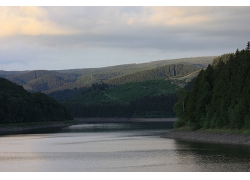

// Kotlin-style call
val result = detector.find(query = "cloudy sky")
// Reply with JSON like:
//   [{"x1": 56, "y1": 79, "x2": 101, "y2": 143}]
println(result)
[{"x1": 0, "y1": 4, "x2": 249, "y2": 71}]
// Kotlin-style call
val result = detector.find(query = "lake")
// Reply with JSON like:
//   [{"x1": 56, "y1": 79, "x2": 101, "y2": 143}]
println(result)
[{"x1": 0, "y1": 122, "x2": 249, "y2": 172}]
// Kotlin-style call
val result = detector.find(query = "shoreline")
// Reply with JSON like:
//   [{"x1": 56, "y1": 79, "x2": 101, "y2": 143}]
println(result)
[
  {"x1": 162, "y1": 129, "x2": 250, "y2": 147},
  {"x1": 0, "y1": 121, "x2": 75, "y2": 135},
  {"x1": 0, "y1": 118, "x2": 177, "y2": 135},
  {"x1": 74, "y1": 117, "x2": 177, "y2": 123}
]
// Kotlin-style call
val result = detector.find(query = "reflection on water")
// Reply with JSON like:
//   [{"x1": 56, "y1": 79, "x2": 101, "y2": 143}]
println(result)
[
  {"x1": 173, "y1": 140, "x2": 250, "y2": 172},
  {"x1": 62, "y1": 122, "x2": 174, "y2": 136},
  {"x1": 0, "y1": 122, "x2": 249, "y2": 172}
]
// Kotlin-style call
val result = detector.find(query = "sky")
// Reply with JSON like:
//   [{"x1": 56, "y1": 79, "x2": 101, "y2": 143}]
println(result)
[{"x1": 0, "y1": 2, "x2": 249, "y2": 71}]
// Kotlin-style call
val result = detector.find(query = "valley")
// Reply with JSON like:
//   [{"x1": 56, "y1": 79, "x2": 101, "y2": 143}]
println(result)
[{"x1": 0, "y1": 56, "x2": 215, "y2": 119}]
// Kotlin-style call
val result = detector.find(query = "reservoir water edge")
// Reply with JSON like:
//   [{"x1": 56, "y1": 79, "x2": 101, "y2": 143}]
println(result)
[{"x1": 0, "y1": 122, "x2": 249, "y2": 172}]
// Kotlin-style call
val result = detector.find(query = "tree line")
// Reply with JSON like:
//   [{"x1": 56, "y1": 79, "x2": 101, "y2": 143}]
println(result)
[
  {"x1": 174, "y1": 43, "x2": 250, "y2": 130},
  {"x1": 67, "y1": 94, "x2": 177, "y2": 118},
  {"x1": 0, "y1": 78, "x2": 73, "y2": 124}
]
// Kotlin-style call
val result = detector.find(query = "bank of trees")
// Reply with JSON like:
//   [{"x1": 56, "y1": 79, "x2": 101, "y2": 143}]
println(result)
[
  {"x1": 174, "y1": 44, "x2": 250, "y2": 130},
  {"x1": 0, "y1": 78, "x2": 73, "y2": 124},
  {"x1": 67, "y1": 94, "x2": 177, "y2": 118},
  {"x1": 64, "y1": 79, "x2": 179, "y2": 118}
]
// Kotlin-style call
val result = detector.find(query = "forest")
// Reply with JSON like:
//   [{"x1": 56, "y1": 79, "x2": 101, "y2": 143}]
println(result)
[
  {"x1": 174, "y1": 43, "x2": 250, "y2": 130},
  {"x1": 0, "y1": 55, "x2": 215, "y2": 121},
  {"x1": 0, "y1": 78, "x2": 73, "y2": 124},
  {"x1": 67, "y1": 94, "x2": 177, "y2": 118},
  {"x1": 63, "y1": 80, "x2": 179, "y2": 118}
]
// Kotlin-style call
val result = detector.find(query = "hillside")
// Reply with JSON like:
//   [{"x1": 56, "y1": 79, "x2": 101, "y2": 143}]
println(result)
[
  {"x1": 0, "y1": 78, "x2": 73, "y2": 124},
  {"x1": 7, "y1": 70, "x2": 77, "y2": 93},
  {"x1": 65, "y1": 79, "x2": 180, "y2": 105},
  {"x1": 0, "y1": 70, "x2": 27, "y2": 78},
  {"x1": 174, "y1": 45, "x2": 250, "y2": 131},
  {"x1": 0, "y1": 56, "x2": 215, "y2": 96},
  {"x1": 63, "y1": 79, "x2": 180, "y2": 118},
  {"x1": 106, "y1": 63, "x2": 201, "y2": 85}
]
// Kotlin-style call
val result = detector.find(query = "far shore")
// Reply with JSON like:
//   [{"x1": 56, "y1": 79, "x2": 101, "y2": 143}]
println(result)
[
  {"x1": 0, "y1": 118, "x2": 177, "y2": 135},
  {"x1": 0, "y1": 120, "x2": 78, "y2": 135},
  {"x1": 162, "y1": 129, "x2": 250, "y2": 147},
  {"x1": 0, "y1": 123, "x2": 69, "y2": 135},
  {"x1": 74, "y1": 117, "x2": 178, "y2": 123}
]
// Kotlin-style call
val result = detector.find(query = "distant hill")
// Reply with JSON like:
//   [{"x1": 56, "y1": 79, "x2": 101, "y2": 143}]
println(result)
[
  {"x1": 0, "y1": 78, "x2": 73, "y2": 124},
  {"x1": 0, "y1": 56, "x2": 216, "y2": 119},
  {"x1": 0, "y1": 70, "x2": 27, "y2": 78},
  {"x1": 64, "y1": 80, "x2": 179, "y2": 118},
  {"x1": 64, "y1": 79, "x2": 180, "y2": 105},
  {"x1": 106, "y1": 63, "x2": 201, "y2": 85},
  {"x1": 0, "y1": 56, "x2": 215, "y2": 96}
]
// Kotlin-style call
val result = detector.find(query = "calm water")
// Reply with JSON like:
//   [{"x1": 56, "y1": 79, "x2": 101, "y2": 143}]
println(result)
[{"x1": 0, "y1": 122, "x2": 249, "y2": 172}]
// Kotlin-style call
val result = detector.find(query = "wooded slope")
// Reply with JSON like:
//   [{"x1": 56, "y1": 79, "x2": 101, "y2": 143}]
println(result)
[
  {"x1": 174, "y1": 45, "x2": 250, "y2": 130},
  {"x1": 0, "y1": 78, "x2": 73, "y2": 124}
]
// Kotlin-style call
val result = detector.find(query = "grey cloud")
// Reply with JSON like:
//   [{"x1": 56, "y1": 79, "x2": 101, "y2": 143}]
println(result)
[{"x1": 0, "y1": 6, "x2": 249, "y2": 71}]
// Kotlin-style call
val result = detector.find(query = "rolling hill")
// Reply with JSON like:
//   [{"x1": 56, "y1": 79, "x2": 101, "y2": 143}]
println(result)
[
  {"x1": 0, "y1": 56, "x2": 215, "y2": 96},
  {"x1": 0, "y1": 56, "x2": 217, "y2": 118},
  {"x1": 106, "y1": 63, "x2": 201, "y2": 85}
]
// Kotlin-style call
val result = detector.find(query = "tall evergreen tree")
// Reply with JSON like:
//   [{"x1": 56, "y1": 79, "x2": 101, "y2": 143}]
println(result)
[{"x1": 174, "y1": 43, "x2": 250, "y2": 130}]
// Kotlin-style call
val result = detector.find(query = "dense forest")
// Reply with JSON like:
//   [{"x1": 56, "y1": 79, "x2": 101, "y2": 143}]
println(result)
[
  {"x1": 174, "y1": 43, "x2": 250, "y2": 130},
  {"x1": 0, "y1": 78, "x2": 73, "y2": 124},
  {"x1": 64, "y1": 80, "x2": 180, "y2": 118},
  {"x1": 67, "y1": 94, "x2": 177, "y2": 118}
]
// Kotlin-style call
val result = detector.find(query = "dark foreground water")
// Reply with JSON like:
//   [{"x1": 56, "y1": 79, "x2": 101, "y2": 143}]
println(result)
[{"x1": 0, "y1": 122, "x2": 249, "y2": 172}]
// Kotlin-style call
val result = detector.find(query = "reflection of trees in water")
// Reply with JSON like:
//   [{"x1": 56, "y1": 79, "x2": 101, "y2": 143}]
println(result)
[
  {"x1": 173, "y1": 140, "x2": 250, "y2": 172},
  {"x1": 64, "y1": 122, "x2": 174, "y2": 133}
]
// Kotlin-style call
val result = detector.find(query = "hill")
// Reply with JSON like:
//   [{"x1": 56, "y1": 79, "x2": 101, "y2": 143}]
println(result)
[
  {"x1": 65, "y1": 79, "x2": 180, "y2": 105},
  {"x1": 0, "y1": 78, "x2": 73, "y2": 124},
  {"x1": 174, "y1": 44, "x2": 250, "y2": 131},
  {"x1": 0, "y1": 56, "x2": 215, "y2": 96},
  {"x1": 63, "y1": 79, "x2": 180, "y2": 118},
  {"x1": 106, "y1": 63, "x2": 201, "y2": 85},
  {"x1": 0, "y1": 56, "x2": 216, "y2": 119}
]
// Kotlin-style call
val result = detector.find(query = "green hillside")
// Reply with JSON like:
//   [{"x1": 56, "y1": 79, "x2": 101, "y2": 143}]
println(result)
[
  {"x1": 0, "y1": 56, "x2": 215, "y2": 119},
  {"x1": 1, "y1": 56, "x2": 215, "y2": 96},
  {"x1": 63, "y1": 79, "x2": 180, "y2": 118},
  {"x1": 65, "y1": 79, "x2": 179, "y2": 105},
  {"x1": 106, "y1": 63, "x2": 201, "y2": 85},
  {"x1": 0, "y1": 78, "x2": 73, "y2": 124}
]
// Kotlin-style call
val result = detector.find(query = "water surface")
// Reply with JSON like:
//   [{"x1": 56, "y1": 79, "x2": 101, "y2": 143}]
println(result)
[{"x1": 0, "y1": 122, "x2": 249, "y2": 172}]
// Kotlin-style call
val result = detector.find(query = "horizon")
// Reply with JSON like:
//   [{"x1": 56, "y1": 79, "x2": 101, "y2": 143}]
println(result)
[
  {"x1": 0, "y1": 55, "x2": 218, "y2": 72},
  {"x1": 0, "y1": 6, "x2": 249, "y2": 71}
]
